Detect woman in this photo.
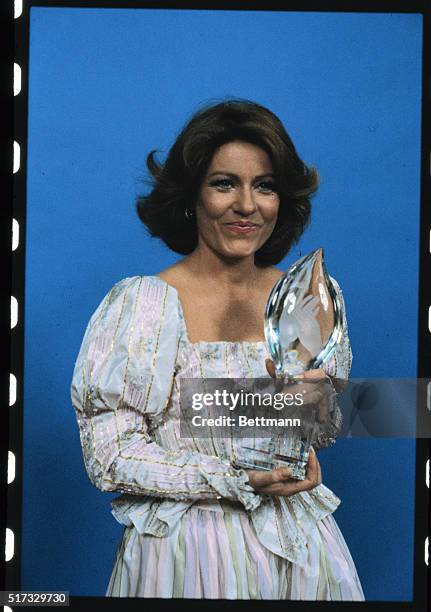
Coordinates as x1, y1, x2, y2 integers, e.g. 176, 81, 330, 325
71, 99, 364, 600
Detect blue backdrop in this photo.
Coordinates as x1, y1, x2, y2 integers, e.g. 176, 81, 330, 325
23, 7, 422, 599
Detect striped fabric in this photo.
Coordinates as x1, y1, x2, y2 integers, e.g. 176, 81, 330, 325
71, 275, 365, 600
107, 503, 364, 599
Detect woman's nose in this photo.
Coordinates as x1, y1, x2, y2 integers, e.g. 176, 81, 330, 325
232, 187, 257, 215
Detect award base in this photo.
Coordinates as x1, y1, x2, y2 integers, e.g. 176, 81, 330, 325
232, 441, 310, 481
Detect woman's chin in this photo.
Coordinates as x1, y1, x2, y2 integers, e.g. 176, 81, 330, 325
219, 245, 260, 261
201, 236, 266, 262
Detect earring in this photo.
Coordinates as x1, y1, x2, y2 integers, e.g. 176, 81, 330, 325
185, 208, 194, 221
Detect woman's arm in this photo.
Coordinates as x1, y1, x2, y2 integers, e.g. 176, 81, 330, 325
71, 276, 261, 511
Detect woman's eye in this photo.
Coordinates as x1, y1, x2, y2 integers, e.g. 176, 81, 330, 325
257, 181, 277, 193
210, 179, 234, 190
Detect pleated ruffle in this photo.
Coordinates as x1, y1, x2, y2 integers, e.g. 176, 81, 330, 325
107, 500, 364, 600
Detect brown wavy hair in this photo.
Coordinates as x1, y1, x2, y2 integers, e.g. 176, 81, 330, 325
137, 99, 319, 266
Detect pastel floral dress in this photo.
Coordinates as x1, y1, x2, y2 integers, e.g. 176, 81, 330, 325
70, 274, 364, 600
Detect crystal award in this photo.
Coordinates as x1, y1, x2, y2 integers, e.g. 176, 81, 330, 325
265, 248, 343, 380
232, 248, 344, 479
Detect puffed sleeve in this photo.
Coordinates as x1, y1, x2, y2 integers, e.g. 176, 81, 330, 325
70, 276, 261, 511
314, 276, 352, 450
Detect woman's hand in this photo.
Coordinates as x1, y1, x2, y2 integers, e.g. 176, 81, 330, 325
246, 447, 322, 497
265, 358, 335, 424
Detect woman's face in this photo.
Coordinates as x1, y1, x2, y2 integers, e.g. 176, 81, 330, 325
195, 140, 280, 262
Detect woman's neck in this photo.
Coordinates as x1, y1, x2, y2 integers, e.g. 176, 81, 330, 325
183, 245, 261, 291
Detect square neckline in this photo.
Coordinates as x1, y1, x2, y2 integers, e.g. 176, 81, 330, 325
153, 275, 268, 348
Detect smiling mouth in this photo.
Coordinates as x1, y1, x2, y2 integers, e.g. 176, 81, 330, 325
224, 222, 261, 233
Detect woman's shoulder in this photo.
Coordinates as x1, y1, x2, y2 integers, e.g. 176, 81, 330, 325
157, 261, 190, 292
109, 274, 168, 292
91, 274, 178, 324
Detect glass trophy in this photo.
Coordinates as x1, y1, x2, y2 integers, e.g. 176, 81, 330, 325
232, 248, 344, 479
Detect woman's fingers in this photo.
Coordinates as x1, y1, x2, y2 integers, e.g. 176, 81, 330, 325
264, 363, 331, 422
257, 449, 322, 496
246, 466, 292, 489
317, 393, 329, 423
265, 364, 330, 415
294, 368, 326, 381
293, 371, 332, 422
304, 447, 322, 486
258, 479, 304, 496
265, 358, 276, 379
265, 361, 328, 383
301, 389, 324, 405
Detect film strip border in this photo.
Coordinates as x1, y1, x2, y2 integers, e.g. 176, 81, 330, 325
1, 1, 430, 610
4, 0, 24, 601
416, 0, 431, 599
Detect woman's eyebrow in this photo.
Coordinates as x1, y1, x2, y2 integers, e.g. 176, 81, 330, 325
206, 171, 275, 179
